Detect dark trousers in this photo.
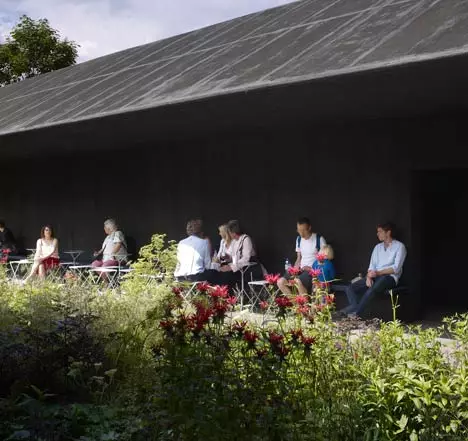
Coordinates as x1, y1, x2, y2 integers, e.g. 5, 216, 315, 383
342, 275, 396, 315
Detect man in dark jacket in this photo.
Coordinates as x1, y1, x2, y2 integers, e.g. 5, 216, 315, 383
0, 220, 17, 253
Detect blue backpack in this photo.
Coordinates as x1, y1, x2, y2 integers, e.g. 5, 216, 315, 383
296, 234, 321, 253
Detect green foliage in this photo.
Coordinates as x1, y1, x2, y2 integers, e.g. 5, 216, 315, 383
0, 15, 78, 86
0, 235, 467, 440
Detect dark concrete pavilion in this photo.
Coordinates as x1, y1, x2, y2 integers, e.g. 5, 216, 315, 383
2, 0, 468, 319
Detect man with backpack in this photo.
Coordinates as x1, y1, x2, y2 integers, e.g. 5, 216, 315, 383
277, 217, 326, 295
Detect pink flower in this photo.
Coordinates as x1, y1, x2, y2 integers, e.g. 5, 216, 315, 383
197, 282, 211, 292
259, 301, 269, 311
309, 268, 322, 278
287, 266, 302, 276
265, 273, 281, 285
297, 305, 311, 316
226, 296, 237, 306
293, 295, 308, 306
325, 294, 335, 305
316, 252, 327, 263
210, 285, 229, 299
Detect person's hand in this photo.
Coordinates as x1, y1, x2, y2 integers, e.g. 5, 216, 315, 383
212, 255, 220, 263
366, 277, 374, 288
302, 266, 312, 272
220, 265, 232, 272
368, 270, 377, 279
93, 250, 100, 257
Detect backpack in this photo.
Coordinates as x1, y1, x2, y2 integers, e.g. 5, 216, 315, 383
296, 234, 321, 253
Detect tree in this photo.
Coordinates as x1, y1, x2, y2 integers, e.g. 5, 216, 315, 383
0, 15, 79, 86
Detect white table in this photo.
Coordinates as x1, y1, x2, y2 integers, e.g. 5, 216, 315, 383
237, 262, 258, 310
90, 266, 120, 288
63, 250, 84, 265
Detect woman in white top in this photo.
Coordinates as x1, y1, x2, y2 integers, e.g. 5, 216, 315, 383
92, 219, 128, 267
25, 225, 60, 282
213, 224, 233, 265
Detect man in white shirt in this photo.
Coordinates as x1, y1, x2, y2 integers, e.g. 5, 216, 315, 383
174, 219, 212, 281
277, 217, 326, 295
341, 222, 407, 316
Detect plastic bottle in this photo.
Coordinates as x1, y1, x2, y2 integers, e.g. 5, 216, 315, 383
285, 258, 291, 271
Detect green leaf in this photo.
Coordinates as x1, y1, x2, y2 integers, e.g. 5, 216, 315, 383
409, 432, 418, 441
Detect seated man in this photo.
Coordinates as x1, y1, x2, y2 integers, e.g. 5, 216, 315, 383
0, 219, 17, 254
341, 222, 407, 317
174, 219, 211, 282
277, 217, 326, 295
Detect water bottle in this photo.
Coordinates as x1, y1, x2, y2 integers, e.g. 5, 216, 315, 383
285, 258, 291, 271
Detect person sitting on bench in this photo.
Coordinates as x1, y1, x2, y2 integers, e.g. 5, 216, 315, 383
341, 222, 407, 317
174, 219, 211, 282
0, 219, 17, 254
277, 217, 326, 295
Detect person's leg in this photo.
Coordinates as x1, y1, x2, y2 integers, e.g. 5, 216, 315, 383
355, 276, 396, 316
277, 272, 292, 295
24, 261, 40, 282
102, 259, 118, 267
92, 260, 103, 268
341, 278, 368, 314
38, 263, 46, 280
298, 271, 312, 295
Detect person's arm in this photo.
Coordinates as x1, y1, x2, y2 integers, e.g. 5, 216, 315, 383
111, 232, 124, 258
174, 243, 182, 276
203, 241, 211, 270
34, 239, 41, 261
230, 236, 253, 273
294, 237, 301, 267
367, 246, 378, 276
376, 243, 407, 277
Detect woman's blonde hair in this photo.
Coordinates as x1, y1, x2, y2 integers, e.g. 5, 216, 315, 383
321, 244, 334, 260
218, 224, 232, 246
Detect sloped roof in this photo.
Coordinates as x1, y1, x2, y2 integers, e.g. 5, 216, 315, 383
1, 0, 468, 136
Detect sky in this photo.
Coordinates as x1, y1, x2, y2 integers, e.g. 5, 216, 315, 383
0, 0, 295, 62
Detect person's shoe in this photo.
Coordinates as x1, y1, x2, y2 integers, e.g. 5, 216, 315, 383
347, 312, 358, 319
331, 311, 346, 320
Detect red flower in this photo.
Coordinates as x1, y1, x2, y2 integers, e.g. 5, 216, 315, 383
256, 349, 268, 359
287, 266, 302, 276
197, 282, 211, 292
275, 296, 293, 308
226, 296, 237, 306
265, 273, 281, 285
3, 248, 11, 254
160, 320, 174, 330
172, 286, 184, 295
290, 329, 303, 341
278, 345, 290, 360
301, 335, 316, 348
315, 304, 325, 313
232, 321, 247, 335
210, 285, 229, 299
325, 294, 335, 305
297, 305, 311, 316
309, 268, 321, 278
243, 330, 259, 345
293, 295, 308, 306
316, 252, 327, 263
269, 332, 284, 345
259, 301, 269, 311
288, 278, 297, 286
194, 304, 213, 324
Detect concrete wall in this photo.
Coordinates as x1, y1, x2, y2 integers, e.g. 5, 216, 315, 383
2, 112, 468, 317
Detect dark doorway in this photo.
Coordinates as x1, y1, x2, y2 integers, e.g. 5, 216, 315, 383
413, 169, 468, 321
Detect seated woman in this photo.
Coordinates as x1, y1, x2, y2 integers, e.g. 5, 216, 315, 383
217, 220, 263, 288
92, 219, 128, 267
24, 225, 60, 282
213, 223, 233, 266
